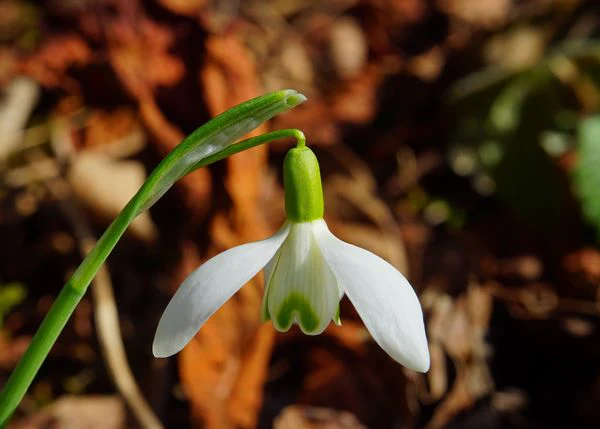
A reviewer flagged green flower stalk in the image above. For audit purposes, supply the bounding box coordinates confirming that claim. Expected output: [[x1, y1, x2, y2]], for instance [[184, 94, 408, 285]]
[[0, 89, 307, 426]]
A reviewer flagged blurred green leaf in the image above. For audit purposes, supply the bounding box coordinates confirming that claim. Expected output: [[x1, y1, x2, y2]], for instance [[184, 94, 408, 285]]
[[0, 283, 26, 328], [493, 81, 564, 228], [446, 39, 600, 230], [573, 116, 600, 240]]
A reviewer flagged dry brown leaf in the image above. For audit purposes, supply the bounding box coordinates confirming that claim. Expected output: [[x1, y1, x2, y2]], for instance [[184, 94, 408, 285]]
[[334, 222, 408, 273], [439, 0, 511, 29], [331, 65, 382, 124], [82, 107, 146, 158], [484, 26, 545, 71], [427, 342, 448, 400], [68, 152, 158, 242], [364, 0, 426, 55], [407, 47, 445, 82], [425, 368, 473, 429], [324, 168, 408, 274], [329, 17, 368, 80], [0, 333, 30, 370], [424, 284, 494, 428], [178, 33, 274, 429], [425, 291, 453, 400], [108, 17, 184, 99], [21, 34, 92, 90], [158, 0, 206, 16], [467, 282, 494, 331], [279, 39, 315, 87], [7, 395, 125, 429], [564, 247, 600, 283], [321, 320, 369, 351], [275, 406, 367, 429], [280, 322, 412, 428], [0, 48, 18, 86], [0, 77, 39, 160]]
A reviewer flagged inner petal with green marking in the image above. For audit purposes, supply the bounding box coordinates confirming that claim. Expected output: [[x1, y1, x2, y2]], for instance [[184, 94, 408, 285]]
[[261, 221, 341, 335]]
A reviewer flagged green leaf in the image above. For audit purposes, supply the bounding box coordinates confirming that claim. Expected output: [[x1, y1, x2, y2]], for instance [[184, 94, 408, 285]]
[[492, 79, 564, 228], [573, 116, 600, 239], [0, 283, 26, 329]]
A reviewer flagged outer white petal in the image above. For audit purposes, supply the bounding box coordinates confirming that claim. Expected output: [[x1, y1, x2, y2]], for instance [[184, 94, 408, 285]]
[[153, 222, 291, 358], [314, 220, 430, 372]]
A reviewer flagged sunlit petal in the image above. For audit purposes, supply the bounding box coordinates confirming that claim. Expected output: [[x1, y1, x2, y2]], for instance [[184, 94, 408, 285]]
[[153, 223, 291, 357], [314, 220, 430, 372]]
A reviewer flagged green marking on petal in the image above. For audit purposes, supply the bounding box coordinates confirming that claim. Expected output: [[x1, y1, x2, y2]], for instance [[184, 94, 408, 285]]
[[333, 304, 341, 326], [261, 251, 282, 323], [274, 292, 320, 333], [260, 281, 271, 322], [261, 298, 271, 322]]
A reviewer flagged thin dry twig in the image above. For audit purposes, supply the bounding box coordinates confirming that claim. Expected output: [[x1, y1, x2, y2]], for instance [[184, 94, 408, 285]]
[[23, 140, 164, 429], [85, 236, 164, 429], [57, 184, 164, 429]]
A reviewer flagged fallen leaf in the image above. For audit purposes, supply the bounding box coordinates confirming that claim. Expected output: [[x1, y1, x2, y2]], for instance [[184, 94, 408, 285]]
[[158, 0, 206, 17], [0, 77, 39, 160], [82, 107, 146, 158], [331, 65, 382, 125], [107, 16, 184, 99], [424, 284, 494, 428], [439, 0, 511, 29], [68, 152, 158, 242], [0, 333, 30, 370], [179, 33, 274, 429], [7, 395, 125, 429], [329, 17, 368, 80], [275, 406, 367, 429], [21, 34, 92, 90], [0, 48, 18, 86]]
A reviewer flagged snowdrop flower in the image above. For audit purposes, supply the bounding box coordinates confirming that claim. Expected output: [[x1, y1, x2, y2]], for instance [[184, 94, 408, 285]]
[[153, 142, 430, 372]]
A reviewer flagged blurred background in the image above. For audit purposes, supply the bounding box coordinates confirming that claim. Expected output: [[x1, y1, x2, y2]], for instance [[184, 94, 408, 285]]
[[1, 0, 600, 428]]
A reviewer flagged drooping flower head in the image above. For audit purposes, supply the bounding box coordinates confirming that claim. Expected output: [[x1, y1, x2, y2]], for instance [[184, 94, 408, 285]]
[[153, 141, 430, 372]]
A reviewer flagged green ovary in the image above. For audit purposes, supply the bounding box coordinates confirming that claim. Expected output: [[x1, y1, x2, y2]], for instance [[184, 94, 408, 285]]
[[273, 292, 320, 333], [283, 146, 324, 222]]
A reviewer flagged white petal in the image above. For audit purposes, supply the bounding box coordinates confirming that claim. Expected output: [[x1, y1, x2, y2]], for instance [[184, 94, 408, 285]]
[[267, 221, 340, 335], [314, 220, 430, 372], [260, 251, 280, 322], [153, 222, 291, 357]]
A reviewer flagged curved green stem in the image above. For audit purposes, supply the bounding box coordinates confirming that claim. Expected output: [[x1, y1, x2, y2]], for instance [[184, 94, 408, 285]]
[[0, 127, 305, 425]]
